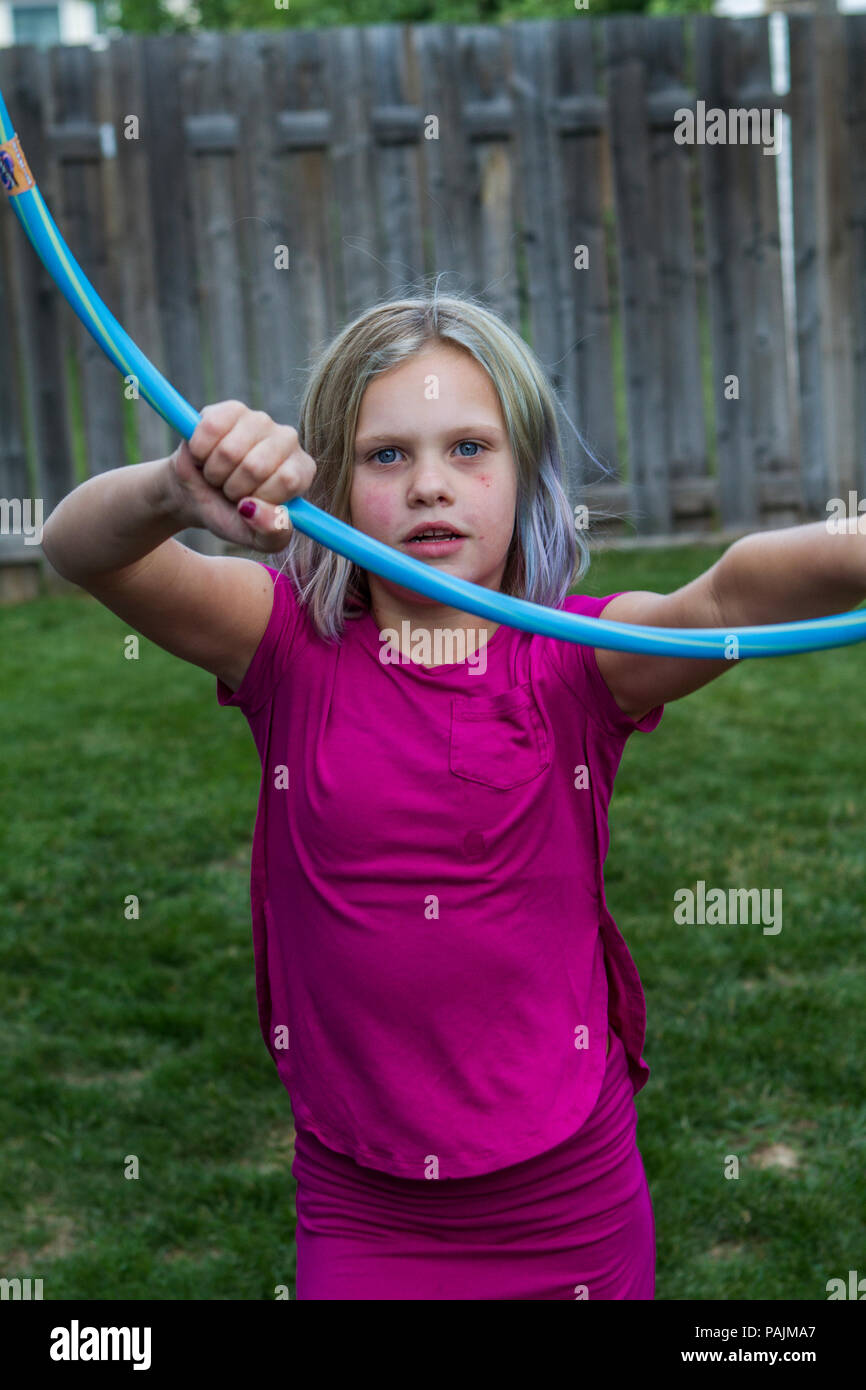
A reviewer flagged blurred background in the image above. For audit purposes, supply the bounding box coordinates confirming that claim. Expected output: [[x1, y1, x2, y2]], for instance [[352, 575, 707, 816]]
[[4, 0, 866, 606]]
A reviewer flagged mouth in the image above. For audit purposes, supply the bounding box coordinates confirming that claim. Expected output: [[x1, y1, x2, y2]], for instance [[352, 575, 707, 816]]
[[401, 528, 467, 554], [402, 525, 466, 543]]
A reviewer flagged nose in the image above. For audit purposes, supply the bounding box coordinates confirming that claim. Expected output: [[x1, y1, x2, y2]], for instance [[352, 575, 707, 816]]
[[405, 453, 457, 506]]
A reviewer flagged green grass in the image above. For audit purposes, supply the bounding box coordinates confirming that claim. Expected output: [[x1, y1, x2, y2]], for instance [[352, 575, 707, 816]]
[[1, 543, 865, 1300]]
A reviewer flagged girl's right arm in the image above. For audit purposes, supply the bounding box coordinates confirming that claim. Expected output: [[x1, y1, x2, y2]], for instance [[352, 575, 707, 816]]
[[40, 401, 317, 693]]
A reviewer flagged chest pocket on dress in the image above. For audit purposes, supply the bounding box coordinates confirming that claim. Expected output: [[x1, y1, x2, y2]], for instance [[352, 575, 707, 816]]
[[449, 682, 550, 790]]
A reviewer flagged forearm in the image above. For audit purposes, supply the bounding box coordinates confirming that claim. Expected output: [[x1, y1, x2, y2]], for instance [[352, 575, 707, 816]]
[[41, 456, 186, 583], [713, 520, 866, 627]]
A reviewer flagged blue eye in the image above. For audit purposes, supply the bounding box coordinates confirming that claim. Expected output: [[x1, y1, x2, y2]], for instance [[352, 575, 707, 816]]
[[368, 441, 486, 464]]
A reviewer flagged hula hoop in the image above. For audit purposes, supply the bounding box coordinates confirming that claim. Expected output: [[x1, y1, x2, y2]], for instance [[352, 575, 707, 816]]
[[3, 87, 865, 659]]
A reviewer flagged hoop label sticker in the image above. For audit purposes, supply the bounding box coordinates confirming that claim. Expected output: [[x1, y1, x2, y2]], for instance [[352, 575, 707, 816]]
[[0, 133, 35, 196]]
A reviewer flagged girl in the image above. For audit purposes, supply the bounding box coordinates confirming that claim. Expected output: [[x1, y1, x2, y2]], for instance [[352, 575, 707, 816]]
[[42, 288, 817, 1301]]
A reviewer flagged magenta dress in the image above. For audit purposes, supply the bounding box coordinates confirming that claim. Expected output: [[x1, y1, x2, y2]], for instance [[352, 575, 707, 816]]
[[216, 567, 665, 1299], [291, 1024, 655, 1300]]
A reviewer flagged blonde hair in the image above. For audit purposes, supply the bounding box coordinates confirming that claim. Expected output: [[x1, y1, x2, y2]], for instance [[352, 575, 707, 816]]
[[266, 280, 606, 643]]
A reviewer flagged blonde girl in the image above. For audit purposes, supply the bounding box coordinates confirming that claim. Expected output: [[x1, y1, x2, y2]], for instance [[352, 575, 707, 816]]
[[46, 285, 829, 1300]]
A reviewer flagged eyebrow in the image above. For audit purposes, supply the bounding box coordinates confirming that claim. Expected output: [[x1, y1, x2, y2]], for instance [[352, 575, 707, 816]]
[[355, 423, 504, 452]]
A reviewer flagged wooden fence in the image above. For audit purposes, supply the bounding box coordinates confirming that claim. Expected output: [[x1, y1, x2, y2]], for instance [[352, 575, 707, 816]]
[[2, 13, 866, 583]]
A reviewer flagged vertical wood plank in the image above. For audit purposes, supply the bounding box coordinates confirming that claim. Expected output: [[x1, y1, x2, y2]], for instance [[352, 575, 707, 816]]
[[51, 43, 127, 478], [696, 15, 754, 528], [185, 31, 251, 411], [697, 16, 799, 531], [695, 14, 739, 525], [414, 23, 482, 299], [365, 25, 426, 298], [140, 34, 208, 551], [460, 23, 519, 325], [821, 13, 861, 502], [552, 19, 619, 507], [140, 36, 205, 429], [1, 43, 74, 518], [229, 29, 341, 428], [511, 19, 567, 378], [646, 16, 710, 534], [274, 26, 346, 418], [0, 57, 31, 522], [104, 34, 172, 469], [604, 14, 671, 534], [328, 25, 385, 323], [738, 19, 799, 525], [788, 13, 827, 510]]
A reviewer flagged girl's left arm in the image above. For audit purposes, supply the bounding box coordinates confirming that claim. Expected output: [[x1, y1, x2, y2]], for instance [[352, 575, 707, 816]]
[[595, 520, 866, 723]]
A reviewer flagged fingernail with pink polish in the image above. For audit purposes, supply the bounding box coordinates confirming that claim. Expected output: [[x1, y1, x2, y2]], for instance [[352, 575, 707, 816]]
[[238, 499, 256, 518]]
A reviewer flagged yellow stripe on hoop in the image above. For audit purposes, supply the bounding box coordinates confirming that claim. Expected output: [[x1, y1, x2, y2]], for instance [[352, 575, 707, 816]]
[[26, 169, 140, 383]]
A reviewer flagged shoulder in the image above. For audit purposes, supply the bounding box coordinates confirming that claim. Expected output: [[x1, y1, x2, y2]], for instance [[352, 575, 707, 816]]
[[592, 591, 653, 624], [559, 589, 661, 725], [590, 590, 666, 723]]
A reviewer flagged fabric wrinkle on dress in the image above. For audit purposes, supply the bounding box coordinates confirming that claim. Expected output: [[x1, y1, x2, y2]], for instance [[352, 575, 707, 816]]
[[291, 1024, 655, 1300]]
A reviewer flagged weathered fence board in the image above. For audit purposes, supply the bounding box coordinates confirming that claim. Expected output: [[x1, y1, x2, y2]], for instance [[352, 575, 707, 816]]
[[553, 24, 617, 502], [98, 38, 167, 472], [606, 16, 671, 535], [646, 18, 708, 531], [1, 14, 863, 577], [141, 37, 205, 455], [2, 42, 73, 525], [835, 14, 866, 503]]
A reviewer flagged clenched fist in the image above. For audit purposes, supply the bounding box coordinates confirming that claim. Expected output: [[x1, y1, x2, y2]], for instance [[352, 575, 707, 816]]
[[165, 400, 317, 551]]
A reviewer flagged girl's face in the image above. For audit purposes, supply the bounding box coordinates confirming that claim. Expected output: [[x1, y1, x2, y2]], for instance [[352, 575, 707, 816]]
[[349, 342, 519, 630]]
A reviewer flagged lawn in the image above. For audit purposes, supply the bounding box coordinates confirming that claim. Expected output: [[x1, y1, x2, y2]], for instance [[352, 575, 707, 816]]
[[1, 540, 864, 1299]]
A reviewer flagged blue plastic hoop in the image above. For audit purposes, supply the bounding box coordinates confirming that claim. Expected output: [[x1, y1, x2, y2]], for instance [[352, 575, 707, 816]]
[[3, 86, 865, 659]]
